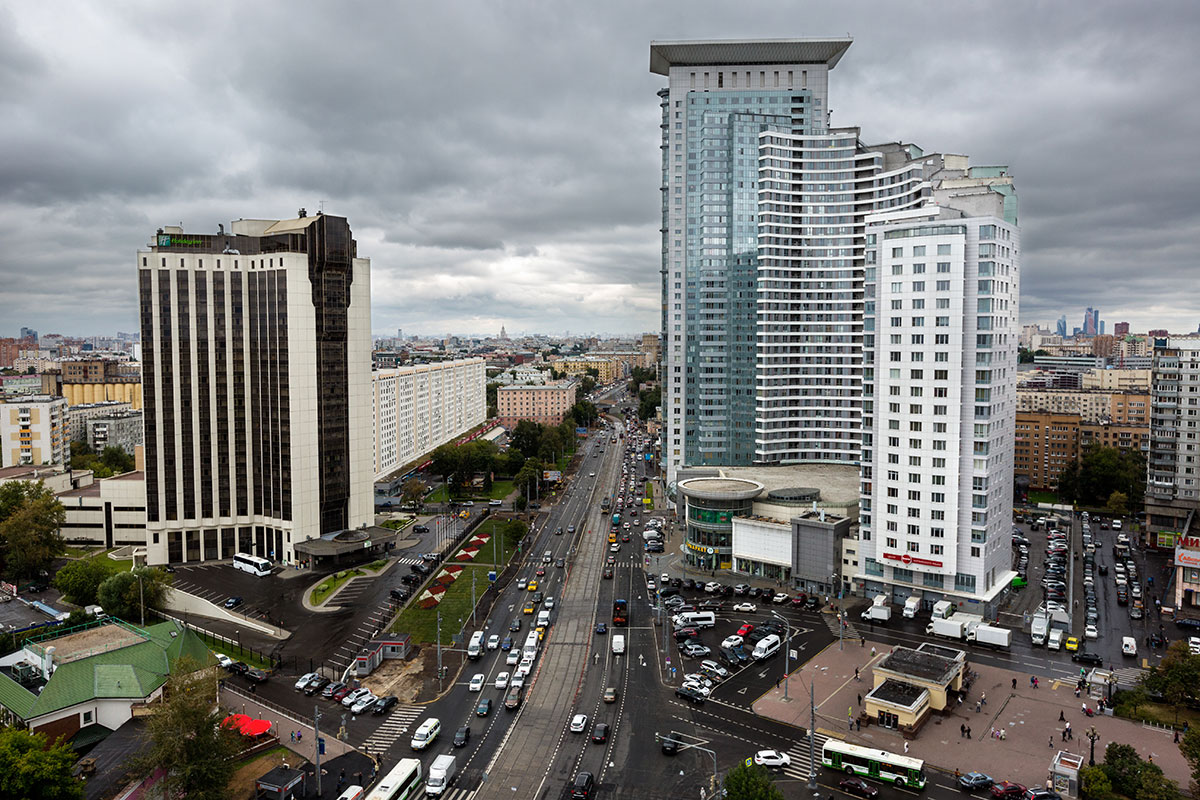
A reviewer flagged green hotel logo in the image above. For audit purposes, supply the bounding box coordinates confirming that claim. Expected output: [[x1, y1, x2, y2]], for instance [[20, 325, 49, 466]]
[[157, 234, 204, 247]]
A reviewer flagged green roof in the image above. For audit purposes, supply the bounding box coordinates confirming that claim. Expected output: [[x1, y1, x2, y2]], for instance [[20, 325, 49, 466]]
[[0, 620, 212, 721]]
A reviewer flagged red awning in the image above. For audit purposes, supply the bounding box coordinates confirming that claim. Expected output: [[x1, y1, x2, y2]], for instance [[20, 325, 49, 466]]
[[243, 719, 272, 736], [221, 713, 251, 731]]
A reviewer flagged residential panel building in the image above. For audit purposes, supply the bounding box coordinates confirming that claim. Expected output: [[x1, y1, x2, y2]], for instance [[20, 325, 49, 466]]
[[371, 358, 487, 480], [1146, 338, 1200, 549], [0, 395, 69, 467], [137, 213, 373, 565]]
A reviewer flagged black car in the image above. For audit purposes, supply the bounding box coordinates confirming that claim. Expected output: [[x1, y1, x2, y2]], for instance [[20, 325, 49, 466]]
[[372, 695, 399, 714], [304, 676, 331, 696], [556, 558, 565, 568], [400, 573, 422, 586], [673, 628, 699, 642], [661, 731, 683, 755], [224, 596, 244, 609], [413, 525, 429, 533], [674, 686, 706, 705], [592, 723, 609, 743], [1099, 564, 1109, 575], [389, 587, 410, 601], [411, 562, 431, 575], [683, 579, 696, 591], [453, 725, 471, 747], [839, 777, 879, 798], [805, 596, 820, 610], [245, 668, 269, 683], [509, 618, 522, 632], [1071, 651, 1104, 666], [958, 772, 995, 791], [227, 661, 249, 675]]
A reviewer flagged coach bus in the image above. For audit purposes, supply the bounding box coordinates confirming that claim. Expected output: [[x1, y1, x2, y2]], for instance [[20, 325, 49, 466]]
[[821, 739, 926, 790], [365, 758, 423, 800], [232, 553, 272, 577]]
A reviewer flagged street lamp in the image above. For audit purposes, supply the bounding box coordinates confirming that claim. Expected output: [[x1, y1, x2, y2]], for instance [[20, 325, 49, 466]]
[[1086, 725, 1100, 766], [770, 609, 792, 700]]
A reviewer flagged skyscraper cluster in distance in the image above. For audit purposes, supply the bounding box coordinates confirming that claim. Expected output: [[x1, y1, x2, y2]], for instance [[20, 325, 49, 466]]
[[652, 38, 1019, 609]]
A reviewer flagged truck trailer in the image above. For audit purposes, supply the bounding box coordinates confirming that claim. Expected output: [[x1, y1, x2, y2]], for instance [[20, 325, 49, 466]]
[[966, 624, 1012, 649]]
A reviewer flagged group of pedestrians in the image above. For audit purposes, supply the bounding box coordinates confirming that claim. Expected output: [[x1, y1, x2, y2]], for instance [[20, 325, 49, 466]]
[[959, 723, 973, 739]]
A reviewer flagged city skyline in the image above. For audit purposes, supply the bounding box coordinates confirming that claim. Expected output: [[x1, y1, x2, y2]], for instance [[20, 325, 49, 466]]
[[1, 2, 1198, 337]]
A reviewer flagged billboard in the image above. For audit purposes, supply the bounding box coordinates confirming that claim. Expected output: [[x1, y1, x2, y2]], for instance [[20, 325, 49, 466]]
[[542, 470, 563, 482]]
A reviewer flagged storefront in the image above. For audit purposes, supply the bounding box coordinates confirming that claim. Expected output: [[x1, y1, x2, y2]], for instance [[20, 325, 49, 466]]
[[677, 477, 764, 572]]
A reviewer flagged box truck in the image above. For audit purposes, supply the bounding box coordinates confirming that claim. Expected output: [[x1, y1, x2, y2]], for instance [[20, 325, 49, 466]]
[[966, 624, 1012, 649], [931, 600, 954, 619], [926, 617, 967, 639], [1030, 615, 1049, 645], [426, 754, 457, 796], [902, 596, 920, 619], [860, 595, 892, 623]]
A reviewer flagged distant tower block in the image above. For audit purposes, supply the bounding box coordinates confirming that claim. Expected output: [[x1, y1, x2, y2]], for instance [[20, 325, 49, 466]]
[[500, 325, 508, 340]]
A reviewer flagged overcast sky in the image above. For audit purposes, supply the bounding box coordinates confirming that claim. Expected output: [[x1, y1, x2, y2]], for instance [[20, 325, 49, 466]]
[[2, 1, 1198, 339]]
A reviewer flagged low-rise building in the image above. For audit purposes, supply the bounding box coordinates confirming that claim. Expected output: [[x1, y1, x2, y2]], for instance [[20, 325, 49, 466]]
[[496, 381, 576, 428], [58, 472, 147, 548], [0, 619, 208, 746], [553, 356, 625, 384], [0, 395, 69, 468], [67, 401, 134, 443], [85, 411, 143, 456], [1016, 388, 1149, 425], [865, 644, 965, 734]]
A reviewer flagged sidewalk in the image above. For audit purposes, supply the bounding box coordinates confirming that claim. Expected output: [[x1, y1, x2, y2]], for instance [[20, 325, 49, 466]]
[[754, 637, 1190, 790], [221, 685, 360, 763]]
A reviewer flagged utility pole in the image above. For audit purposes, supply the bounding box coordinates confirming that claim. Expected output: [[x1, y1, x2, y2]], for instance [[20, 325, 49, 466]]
[[834, 572, 843, 651], [808, 681, 817, 791], [471, 571, 477, 625], [138, 573, 144, 627], [314, 704, 323, 796], [436, 611, 443, 692]]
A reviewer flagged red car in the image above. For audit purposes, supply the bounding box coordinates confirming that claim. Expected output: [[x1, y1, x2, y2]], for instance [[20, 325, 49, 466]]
[[838, 777, 878, 799], [330, 686, 353, 702], [991, 782, 1027, 799], [536, 567, 546, 577], [737, 623, 755, 637]]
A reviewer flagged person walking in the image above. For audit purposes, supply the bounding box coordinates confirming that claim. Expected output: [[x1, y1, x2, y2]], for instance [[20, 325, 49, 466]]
[[981, 692, 987, 706], [960, 723, 966, 738], [976, 700, 982, 713], [1049, 735, 1054, 748], [966, 726, 972, 739], [854, 667, 860, 681], [1059, 710, 1066, 722], [857, 694, 862, 706], [904, 741, 909, 754], [1013, 677, 1018, 690]]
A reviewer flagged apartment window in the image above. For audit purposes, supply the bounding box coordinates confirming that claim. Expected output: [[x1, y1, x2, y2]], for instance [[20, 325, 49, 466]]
[[886, 537, 898, 548], [937, 244, 951, 255], [937, 263, 951, 273], [891, 247, 903, 258], [913, 263, 926, 274], [907, 541, 920, 552], [912, 246, 926, 256]]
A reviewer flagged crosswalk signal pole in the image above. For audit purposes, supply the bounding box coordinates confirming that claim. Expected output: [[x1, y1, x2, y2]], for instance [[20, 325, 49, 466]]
[[808, 681, 818, 792]]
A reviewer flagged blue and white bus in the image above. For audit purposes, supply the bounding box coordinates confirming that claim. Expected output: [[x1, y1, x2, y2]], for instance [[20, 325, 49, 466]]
[[232, 553, 272, 577]]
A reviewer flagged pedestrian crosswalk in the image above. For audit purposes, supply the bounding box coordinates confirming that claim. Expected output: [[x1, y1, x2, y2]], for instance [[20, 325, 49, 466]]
[[356, 704, 423, 753], [1109, 666, 1146, 686], [394, 557, 425, 566], [437, 788, 476, 800], [822, 613, 861, 640], [780, 731, 829, 781]]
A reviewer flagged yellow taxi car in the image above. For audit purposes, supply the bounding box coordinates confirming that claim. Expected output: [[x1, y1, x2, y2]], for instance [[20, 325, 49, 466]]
[[608, 532, 617, 544], [1064, 636, 1080, 651], [523, 602, 535, 615], [527, 580, 539, 592]]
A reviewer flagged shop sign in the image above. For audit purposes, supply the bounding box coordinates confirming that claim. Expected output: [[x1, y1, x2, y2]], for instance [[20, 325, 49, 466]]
[[881, 552, 943, 568], [1175, 548, 1200, 568]]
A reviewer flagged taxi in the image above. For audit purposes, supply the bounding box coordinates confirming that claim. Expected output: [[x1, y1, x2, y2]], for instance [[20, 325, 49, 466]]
[[527, 580, 539, 592], [1064, 636, 1080, 651]]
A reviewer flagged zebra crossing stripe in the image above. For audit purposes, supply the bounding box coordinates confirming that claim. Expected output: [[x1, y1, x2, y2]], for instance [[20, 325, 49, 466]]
[[780, 732, 828, 780], [357, 706, 422, 748]]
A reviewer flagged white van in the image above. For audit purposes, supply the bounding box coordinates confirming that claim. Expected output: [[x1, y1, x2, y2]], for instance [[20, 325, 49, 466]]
[[467, 631, 485, 660], [543, 550, 553, 563], [537, 610, 551, 628], [672, 611, 716, 629], [523, 631, 540, 658], [612, 634, 626, 655], [410, 717, 441, 750], [1047, 629, 1064, 651], [752, 634, 781, 660], [1122, 636, 1137, 656]]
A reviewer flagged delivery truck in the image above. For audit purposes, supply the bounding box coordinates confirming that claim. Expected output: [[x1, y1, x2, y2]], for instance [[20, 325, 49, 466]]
[[931, 600, 954, 619], [1030, 615, 1049, 645], [426, 754, 457, 797], [926, 617, 968, 639], [966, 624, 1012, 649], [860, 594, 892, 623], [902, 596, 920, 619]]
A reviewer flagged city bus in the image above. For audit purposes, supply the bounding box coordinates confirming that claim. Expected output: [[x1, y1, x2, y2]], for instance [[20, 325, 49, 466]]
[[601, 497, 611, 511], [612, 599, 628, 627], [232, 553, 272, 577], [821, 739, 926, 790], [365, 758, 423, 800]]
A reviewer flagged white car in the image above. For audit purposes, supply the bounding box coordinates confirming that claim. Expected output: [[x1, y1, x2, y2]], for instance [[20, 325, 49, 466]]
[[214, 653, 233, 669], [681, 681, 711, 697], [488, 499, 503, 506], [570, 713, 588, 733], [610, 542, 620, 552], [506, 650, 520, 666], [468, 673, 486, 692], [721, 635, 744, 649], [510, 672, 526, 689], [545, 597, 555, 610], [495, 672, 510, 690], [704, 581, 722, 593], [646, 580, 656, 590], [1085, 624, 1099, 639], [487, 634, 500, 650], [350, 693, 377, 714], [754, 750, 791, 768], [661, 573, 670, 583], [1122, 636, 1137, 656], [699, 660, 729, 679], [1189, 636, 1200, 655], [342, 687, 371, 707], [517, 579, 528, 590], [732, 602, 757, 613], [294, 671, 320, 690], [681, 674, 714, 689]]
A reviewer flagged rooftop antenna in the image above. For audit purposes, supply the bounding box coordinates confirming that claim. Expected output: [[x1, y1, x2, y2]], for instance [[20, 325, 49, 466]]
[[318, 199, 325, 214]]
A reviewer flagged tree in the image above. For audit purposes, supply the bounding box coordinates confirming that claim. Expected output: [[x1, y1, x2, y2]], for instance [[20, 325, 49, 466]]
[[97, 567, 171, 622], [53, 557, 112, 606], [400, 478, 426, 509], [1178, 727, 1200, 797], [1139, 763, 1182, 800], [1142, 641, 1200, 724], [485, 382, 501, 417], [512, 495, 527, 512], [0, 726, 83, 800], [1106, 491, 1128, 517], [580, 375, 597, 395], [1068, 446, 1146, 510], [130, 656, 241, 800], [514, 460, 543, 496], [0, 480, 57, 524], [430, 444, 462, 494], [1103, 742, 1147, 797], [722, 761, 784, 800], [0, 489, 66, 581], [638, 386, 662, 420], [511, 420, 543, 458], [501, 520, 528, 550], [500, 450, 526, 477], [1079, 765, 1113, 800]]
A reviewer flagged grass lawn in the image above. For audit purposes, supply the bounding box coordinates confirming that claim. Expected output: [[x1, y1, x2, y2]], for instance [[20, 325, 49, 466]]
[[392, 523, 521, 645], [227, 745, 292, 799], [86, 550, 134, 580], [426, 480, 514, 503], [309, 569, 365, 606], [1119, 701, 1200, 730], [380, 518, 413, 531], [61, 544, 101, 558], [1027, 490, 1061, 505]]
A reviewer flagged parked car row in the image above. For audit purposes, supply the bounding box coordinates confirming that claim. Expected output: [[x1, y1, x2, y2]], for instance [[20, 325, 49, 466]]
[[291, 672, 400, 715]]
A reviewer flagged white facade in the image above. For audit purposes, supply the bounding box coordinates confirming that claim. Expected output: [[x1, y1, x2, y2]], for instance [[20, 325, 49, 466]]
[[372, 359, 487, 480], [138, 215, 374, 565], [731, 516, 792, 567], [858, 203, 1019, 609]]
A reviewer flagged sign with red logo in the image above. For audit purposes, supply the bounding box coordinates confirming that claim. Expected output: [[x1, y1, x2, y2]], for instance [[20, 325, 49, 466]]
[[882, 552, 944, 568]]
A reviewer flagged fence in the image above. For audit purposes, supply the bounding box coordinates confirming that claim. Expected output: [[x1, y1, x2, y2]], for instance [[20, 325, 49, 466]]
[[152, 610, 282, 669]]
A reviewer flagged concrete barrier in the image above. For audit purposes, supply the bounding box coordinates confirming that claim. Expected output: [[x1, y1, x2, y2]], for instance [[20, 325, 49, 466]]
[[161, 586, 281, 637]]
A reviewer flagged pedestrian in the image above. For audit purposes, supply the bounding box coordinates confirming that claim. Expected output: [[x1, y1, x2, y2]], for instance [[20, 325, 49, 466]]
[[861, 637, 865, 648], [1049, 735, 1054, 748], [855, 667, 860, 681], [976, 700, 981, 713], [961, 723, 966, 738], [290, 730, 295, 742], [1062, 729, 1067, 742], [296, 730, 302, 742], [981, 692, 987, 706], [871, 646, 877, 658], [1059, 710, 1065, 722], [858, 694, 862, 706], [1034, 677, 1039, 689], [1013, 677, 1018, 690], [1031, 675, 1036, 687], [904, 741, 909, 754], [1175, 730, 1181, 744], [856, 719, 861, 731], [966, 726, 971, 739]]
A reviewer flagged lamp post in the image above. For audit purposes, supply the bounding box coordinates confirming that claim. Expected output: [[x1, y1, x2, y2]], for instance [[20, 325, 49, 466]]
[[770, 609, 792, 700], [1086, 725, 1099, 766], [833, 572, 843, 651]]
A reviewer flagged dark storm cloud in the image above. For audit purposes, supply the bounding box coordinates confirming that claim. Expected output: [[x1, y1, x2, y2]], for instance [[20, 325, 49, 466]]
[[1, 0, 1198, 336]]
